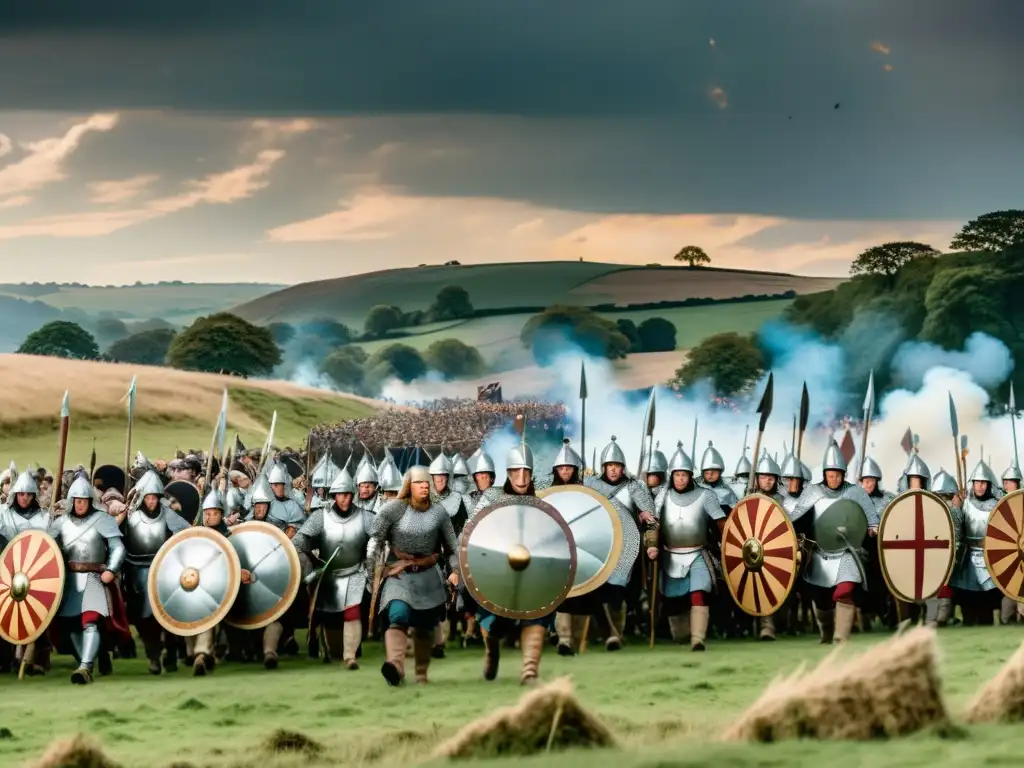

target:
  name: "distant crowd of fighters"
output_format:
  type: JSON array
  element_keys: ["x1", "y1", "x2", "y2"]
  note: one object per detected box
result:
[{"x1": 1, "y1": 428, "x2": 1022, "y2": 687}]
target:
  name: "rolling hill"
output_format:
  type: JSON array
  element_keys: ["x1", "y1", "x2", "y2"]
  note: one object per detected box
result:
[
  {"x1": 0, "y1": 354, "x2": 387, "y2": 468},
  {"x1": 229, "y1": 261, "x2": 842, "y2": 326}
]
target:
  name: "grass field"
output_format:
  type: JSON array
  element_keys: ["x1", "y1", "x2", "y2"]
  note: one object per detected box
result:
[
  {"x1": 0, "y1": 355, "x2": 386, "y2": 468},
  {"x1": 2, "y1": 627, "x2": 1022, "y2": 767},
  {"x1": 229, "y1": 262, "x2": 839, "y2": 327},
  {"x1": 0, "y1": 283, "x2": 284, "y2": 323}
]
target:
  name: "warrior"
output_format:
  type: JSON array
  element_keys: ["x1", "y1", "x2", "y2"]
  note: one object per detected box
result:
[
  {"x1": 310, "y1": 453, "x2": 341, "y2": 506},
  {"x1": 353, "y1": 458, "x2": 381, "y2": 514},
  {"x1": 584, "y1": 436, "x2": 657, "y2": 651},
  {"x1": 748, "y1": 452, "x2": 789, "y2": 640},
  {"x1": 698, "y1": 442, "x2": 739, "y2": 513},
  {"x1": 365, "y1": 466, "x2": 459, "y2": 686},
  {"x1": 49, "y1": 475, "x2": 127, "y2": 684},
  {"x1": 267, "y1": 463, "x2": 307, "y2": 524},
  {"x1": 427, "y1": 452, "x2": 467, "y2": 656},
  {"x1": 456, "y1": 449, "x2": 497, "y2": 646},
  {"x1": 893, "y1": 455, "x2": 935, "y2": 626},
  {"x1": 121, "y1": 470, "x2": 189, "y2": 675},
  {"x1": 927, "y1": 467, "x2": 962, "y2": 627},
  {"x1": 950, "y1": 461, "x2": 1002, "y2": 625},
  {"x1": 245, "y1": 474, "x2": 304, "y2": 537},
  {"x1": 859, "y1": 455, "x2": 897, "y2": 630},
  {"x1": 778, "y1": 454, "x2": 806, "y2": 516},
  {"x1": 291, "y1": 468, "x2": 372, "y2": 669},
  {"x1": 859, "y1": 457, "x2": 897, "y2": 529},
  {"x1": 728, "y1": 453, "x2": 753, "y2": 501},
  {"x1": 651, "y1": 443, "x2": 724, "y2": 650},
  {"x1": 0, "y1": 469, "x2": 54, "y2": 675},
  {"x1": 645, "y1": 444, "x2": 668, "y2": 494},
  {"x1": 788, "y1": 441, "x2": 875, "y2": 644},
  {"x1": 538, "y1": 438, "x2": 584, "y2": 493},
  {"x1": 451, "y1": 453, "x2": 472, "y2": 495},
  {"x1": 1002, "y1": 460, "x2": 1021, "y2": 494},
  {"x1": 472, "y1": 439, "x2": 554, "y2": 684}
]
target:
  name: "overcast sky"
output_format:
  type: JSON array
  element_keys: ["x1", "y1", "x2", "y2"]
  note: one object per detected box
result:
[{"x1": 0, "y1": 0, "x2": 1019, "y2": 284}]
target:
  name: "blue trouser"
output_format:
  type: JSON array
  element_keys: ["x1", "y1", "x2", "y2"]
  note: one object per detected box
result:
[
  {"x1": 476, "y1": 608, "x2": 554, "y2": 637},
  {"x1": 383, "y1": 600, "x2": 444, "y2": 633}
]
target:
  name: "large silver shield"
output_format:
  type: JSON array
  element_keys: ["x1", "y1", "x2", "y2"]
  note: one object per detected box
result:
[
  {"x1": 225, "y1": 521, "x2": 301, "y2": 630},
  {"x1": 460, "y1": 496, "x2": 577, "y2": 620},
  {"x1": 148, "y1": 527, "x2": 242, "y2": 637},
  {"x1": 537, "y1": 485, "x2": 623, "y2": 598},
  {"x1": 815, "y1": 499, "x2": 869, "y2": 552}
]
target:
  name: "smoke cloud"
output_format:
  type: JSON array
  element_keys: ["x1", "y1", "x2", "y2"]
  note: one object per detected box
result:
[{"x1": 891, "y1": 332, "x2": 1013, "y2": 390}]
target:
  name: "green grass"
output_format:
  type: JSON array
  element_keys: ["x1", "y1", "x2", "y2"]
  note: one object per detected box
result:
[
  {"x1": 3, "y1": 389, "x2": 377, "y2": 468},
  {"x1": 1, "y1": 627, "x2": 1022, "y2": 767}
]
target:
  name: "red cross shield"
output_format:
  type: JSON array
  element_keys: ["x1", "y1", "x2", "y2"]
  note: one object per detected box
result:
[{"x1": 878, "y1": 489, "x2": 955, "y2": 602}]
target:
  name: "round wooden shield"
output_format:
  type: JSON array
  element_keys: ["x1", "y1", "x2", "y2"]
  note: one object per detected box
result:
[
  {"x1": 721, "y1": 494, "x2": 798, "y2": 617},
  {"x1": 148, "y1": 527, "x2": 242, "y2": 636},
  {"x1": 0, "y1": 530, "x2": 65, "y2": 645},
  {"x1": 983, "y1": 489, "x2": 1024, "y2": 603},
  {"x1": 224, "y1": 522, "x2": 301, "y2": 630},
  {"x1": 877, "y1": 489, "x2": 955, "y2": 603}
]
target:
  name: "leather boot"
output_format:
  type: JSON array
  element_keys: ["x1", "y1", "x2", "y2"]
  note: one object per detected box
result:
[
  {"x1": 689, "y1": 606, "x2": 709, "y2": 651},
  {"x1": 759, "y1": 614, "x2": 776, "y2": 641},
  {"x1": 555, "y1": 613, "x2": 575, "y2": 656},
  {"x1": 482, "y1": 627, "x2": 500, "y2": 681},
  {"x1": 262, "y1": 621, "x2": 284, "y2": 669},
  {"x1": 432, "y1": 622, "x2": 447, "y2": 658},
  {"x1": 667, "y1": 613, "x2": 690, "y2": 643},
  {"x1": 381, "y1": 628, "x2": 407, "y2": 686},
  {"x1": 936, "y1": 597, "x2": 952, "y2": 626},
  {"x1": 604, "y1": 605, "x2": 624, "y2": 651},
  {"x1": 519, "y1": 624, "x2": 546, "y2": 685},
  {"x1": 324, "y1": 630, "x2": 343, "y2": 664},
  {"x1": 342, "y1": 620, "x2": 362, "y2": 670},
  {"x1": 814, "y1": 606, "x2": 835, "y2": 644},
  {"x1": 835, "y1": 602, "x2": 856, "y2": 643},
  {"x1": 924, "y1": 598, "x2": 940, "y2": 628},
  {"x1": 414, "y1": 633, "x2": 433, "y2": 684}
]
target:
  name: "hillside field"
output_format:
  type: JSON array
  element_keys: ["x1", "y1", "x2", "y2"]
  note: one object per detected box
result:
[
  {"x1": 0, "y1": 355, "x2": 386, "y2": 468},
  {"x1": 1, "y1": 627, "x2": 1022, "y2": 767},
  {"x1": 230, "y1": 261, "x2": 840, "y2": 326}
]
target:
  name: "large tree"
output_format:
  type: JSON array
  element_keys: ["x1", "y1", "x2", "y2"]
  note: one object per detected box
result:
[
  {"x1": 671, "y1": 332, "x2": 765, "y2": 397},
  {"x1": 615, "y1": 318, "x2": 641, "y2": 353},
  {"x1": 674, "y1": 245, "x2": 711, "y2": 267},
  {"x1": 849, "y1": 241, "x2": 939, "y2": 278},
  {"x1": 17, "y1": 321, "x2": 99, "y2": 359},
  {"x1": 520, "y1": 305, "x2": 631, "y2": 365},
  {"x1": 320, "y1": 345, "x2": 369, "y2": 391},
  {"x1": 367, "y1": 343, "x2": 427, "y2": 383},
  {"x1": 425, "y1": 338, "x2": 485, "y2": 379},
  {"x1": 166, "y1": 312, "x2": 281, "y2": 377},
  {"x1": 95, "y1": 316, "x2": 130, "y2": 344},
  {"x1": 429, "y1": 285, "x2": 475, "y2": 321},
  {"x1": 951, "y1": 210, "x2": 1024, "y2": 253},
  {"x1": 637, "y1": 317, "x2": 677, "y2": 352},
  {"x1": 364, "y1": 305, "x2": 405, "y2": 338},
  {"x1": 107, "y1": 328, "x2": 177, "y2": 366}
]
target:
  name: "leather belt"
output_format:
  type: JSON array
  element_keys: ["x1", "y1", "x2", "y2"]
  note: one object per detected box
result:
[{"x1": 67, "y1": 562, "x2": 105, "y2": 573}]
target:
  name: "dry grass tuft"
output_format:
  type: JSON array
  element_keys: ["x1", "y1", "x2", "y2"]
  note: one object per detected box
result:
[
  {"x1": 29, "y1": 734, "x2": 120, "y2": 768},
  {"x1": 432, "y1": 677, "x2": 616, "y2": 760},
  {"x1": 263, "y1": 729, "x2": 324, "y2": 757},
  {"x1": 721, "y1": 626, "x2": 947, "y2": 742},
  {"x1": 963, "y1": 640, "x2": 1024, "y2": 724}
]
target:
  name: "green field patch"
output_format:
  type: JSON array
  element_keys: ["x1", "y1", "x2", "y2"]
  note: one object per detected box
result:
[{"x1": 31, "y1": 283, "x2": 284, "y2": 321}]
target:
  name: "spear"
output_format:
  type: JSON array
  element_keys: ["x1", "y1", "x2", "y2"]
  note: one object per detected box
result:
[
  {"x1": 948, "y1": 392, "x2": 963, "y2": 491},
  {"x1": 961, "y1": 435, "x2": 969, "y2": 487},
  {"x1": 791, "y1": 414, "x2": 797, "y2": 456},
  {"x1": 304, "y1": 431, "x2": 316, "y2": 513},
  {"x1": 746, "y1": 374, "x2": 774, "y2": 495},
  {"x1": 122, "y1": 375, "x2": 137, "y2": 494},
  {"x1": 856, "y1": 372, "x2": 874, "y2": 479},
  {"x1": 1011, "y1": 384, "x2": 1020, "y2": 470},
  {"x1": 204, "y1": 389, "x2": 228, "y2": 494},
  {"x1": 690, "y1": 418, "x2": 698, "y2": 467},
  {"x1": 740, "y1": 424, "x2": 750, "y2": 464},
  {"x1": 591, "y1": 448, "x2": 597, "y2": 478},
  {"x1": 51, "y1": 391, "x2": 70, "y2": 514},
  {"x1": 88, "y1": 438, "x2": 97, "y2": 482},
  {"x1": 638, "y1": 389, "x2": 656, "y2": 477},
  {"x1": 579, "y1": 362, "x2": 588, "y2": 475},
  {"x1": 796, "y1": 382, "x2": 810, "y2": 462},
  {"x1": 256, "y1": 411, "x2": 278, "y2": 476}
]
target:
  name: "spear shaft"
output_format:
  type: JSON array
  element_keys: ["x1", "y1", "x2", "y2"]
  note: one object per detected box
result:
[
  {"x1": 579, "y1": 362, "x2": 588, "y2": 476},
  {"x1": 51, "y1": 392, "x2": 70, "y2": 514}
]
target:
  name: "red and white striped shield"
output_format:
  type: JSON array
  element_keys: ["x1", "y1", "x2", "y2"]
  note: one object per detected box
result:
[{"x1": 877, "y1": 489, "x2": 955, "y2": 603}]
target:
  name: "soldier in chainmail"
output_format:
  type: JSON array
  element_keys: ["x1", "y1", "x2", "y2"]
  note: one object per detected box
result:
[
  {"x1": 49, "y1": 475, "x2": 127, "y2": 685},
  {"x1": 698, "y1": 441, "x2": 739, "y2": 513},
  {"x1": 267, "y1": 462, "x2": 307, "y2": 522},
  {"x1": 309, "y1": 453, "x2": 341, "y2": 508},
  {"x1": 353, "y1": 458, "x2": 381, "y2": 515},
  {"x1": 292, "y1": 467, "x2": 373, "y2": 670},
  {"x1": 651, "y1": 443, "x2": 723, "y2": 650},
  {"x1": 728, "y1": 453, "x2": 753, "y2": 502},
  {"x1": 950, "y1": 460, "x2": 1003, "y2": 626},
  {"x1": 451, "y1": 453, "x2": 472, "y2": 495},
  {"x1": 426, "y1": 452, "x2": 466, "y2": 657},
  {"x1": 788, "y1": 441, "x2": 875, "y2": 645},
  {"x1": 583, "y1": 436, "x2": 656, "y2": 651},
  {"x1": 645, "y1": 443, "x2": 668, "y2": 496},
  {"x1": 246, "y1": 475, "x2": 301, "y2": 536},
  {"x1": 857, "y1": 456, "x2": 897, "y2": 630},
  {"x1": 121, "y1": 470, "x2": 189, "y2": 675},
  {"x1": 748, "y1": 452, "x2": 788, "y2": 641},
  {"x1": 365, "y1": 466, "x2": 459, "y2": 686},
  {"x1": 469, "y1": 440, "x2": 555, "y2": 685},
  {"x1": 1, "y1": 469, "x2": 54, "y2": 675},
  {"x1": 928, "y1": 467, "x2": 963, "y2": 627},
  {"x1": 455, "y1": 449, "x2": 497, "y2": 647}
]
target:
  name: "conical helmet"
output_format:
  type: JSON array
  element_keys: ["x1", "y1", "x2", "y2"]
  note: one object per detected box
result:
[
  {"x1": 780, "y1": 454, "x2": 802, "y2": 480},
  {"x1": 354, "y1": 459, "x2": 379, "y2": 486},
  {"x1": 428, "y1": 452, "x2": 453, "y2": 477},
  {"x1": 251, "y1": 476, "x2": 275, "y2": 505},
  {"x1": 329, "y1": 466, "x2": 356, "y2": 495},
  {"x1": 132, "y1": 451, "x2": 154, "y2": 473},
  {"x1": 553, "y1": 439, "x2": 583, "y2": 470},
  {"x1": 599, "y1": 436, "x2": 627, "y2": 467},
  {"x1": 267, "y1": 462, "x2": 291, "y2": 486},
  {"x1": 859, "y1": 456, "x2": 883, "y2": 480},
  {"x1": 9, "y1": 468, "x2": 39, "y2": 496},
  {"x1": 310, "y1": 454, "x2": 338, "y2": 489},
  {"x1": 755, "y1": 450, "x2": 781, "y2": 477},
  {"x1": 377, "y1": 459, "x2": 403, "y2": 493},
  {"x1": 700, "y1": 441, "x2": 725, "y2": 472},
  {"x1": 647, "y1": 444, "x2": 668, "y2": 475},
  {"x1": 202, "y1": 489, "x2": 224, "y2": 511},
  {"x1": 1002, "y1": 461, "x2": 1022, "y2": 482},
  {"x1": 931, "y1": 467, "x2": 958, "y2": 495},
  {"x1": 451, "y1": 453, "x2": 470, "y2": 477},
  {"x1": 667, "y1": 442, "x2": 694, "y2": 474},
  {"x1": 134, "y1": 470, "x2": 165, "y2": 498},
  {"x1": 968, "y1": 460, "x2": 997, "y2": 486},
  {"x1": 467, "y1": 449, "x2": 496, "y2": 475},
  {"x1": 822, "y1": 440, "x2": 847, "y2": 472},
  {"x1": 906, "y1": 454, "x2": 931, "y2": 481},
  {"x1": 66, "y1": 475, "x2": 95, "y2": 501},
  {"x1": 733, "y1": 454, "x2": 752, "y2": 477},
  {"x1": 506, "y1": 441, "x2": 534, "y2": 472}
]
